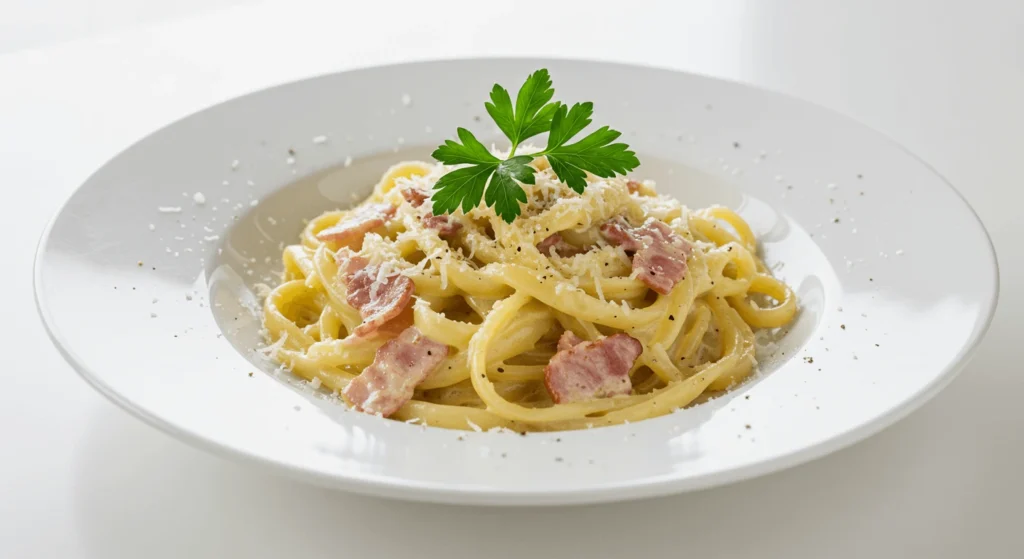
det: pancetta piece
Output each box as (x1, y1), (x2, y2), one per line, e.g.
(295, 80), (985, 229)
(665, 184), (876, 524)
(557, 330), (585, 352)
(600, 218), (692, 295)
(316, 203), (396, 246)
(423, 214), (463, 237)
(544, 332), (642, 404)
(337, 250), (414, 337)
(342, 327), (448, 416)
(401, 187), (430, 208)
(537, 233), (588, 257)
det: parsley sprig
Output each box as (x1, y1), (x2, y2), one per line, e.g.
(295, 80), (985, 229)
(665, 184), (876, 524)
(431, 69), (640, 223)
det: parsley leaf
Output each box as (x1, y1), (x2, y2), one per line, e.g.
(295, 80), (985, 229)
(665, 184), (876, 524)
(432, 162), (497, 214)
(485, 69), (558, 150)
(432, 127), (500, 166)
(544, 101), (639, 193)
(545, 102), (594, 150)
(487, 157), (534, 222)
(431, 69), (640, 223)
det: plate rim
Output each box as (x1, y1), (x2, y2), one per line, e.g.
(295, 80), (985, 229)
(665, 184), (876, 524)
(33, 56), (1001, 505)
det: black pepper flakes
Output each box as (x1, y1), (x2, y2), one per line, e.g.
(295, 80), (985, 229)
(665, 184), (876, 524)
(733, 141), (741, 149)
(804, 356), (814, 364)
(669, 315), (675, 321)
(840, 324), (846, 330)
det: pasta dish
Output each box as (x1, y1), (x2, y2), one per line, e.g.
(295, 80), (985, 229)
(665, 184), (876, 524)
(261, 155), (797, 432)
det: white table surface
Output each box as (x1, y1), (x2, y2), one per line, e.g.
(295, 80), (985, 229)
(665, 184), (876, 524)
(2, 1), (1021, 556)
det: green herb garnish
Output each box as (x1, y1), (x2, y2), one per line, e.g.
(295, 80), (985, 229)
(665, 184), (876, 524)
(431, 69), (640, 223)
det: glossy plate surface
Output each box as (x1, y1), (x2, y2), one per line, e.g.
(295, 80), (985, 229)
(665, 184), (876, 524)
(35, 59), (998, 505)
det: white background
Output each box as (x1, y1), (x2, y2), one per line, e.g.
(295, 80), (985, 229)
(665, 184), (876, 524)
(1, 0), (1021, 556)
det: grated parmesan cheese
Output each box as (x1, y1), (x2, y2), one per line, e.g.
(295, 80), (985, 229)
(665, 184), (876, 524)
(259, 332), (289, 358)
(439, 253), (449, 290)
(253, 283), (273, 300)
(369, 259), (400, 301)
(591, 261), (605, 302)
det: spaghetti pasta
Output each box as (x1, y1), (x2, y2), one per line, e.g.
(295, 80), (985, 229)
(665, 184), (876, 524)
(262, 155), (797, 431)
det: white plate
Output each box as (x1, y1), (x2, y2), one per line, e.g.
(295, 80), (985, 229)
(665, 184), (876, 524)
(34, 59), (998, 505)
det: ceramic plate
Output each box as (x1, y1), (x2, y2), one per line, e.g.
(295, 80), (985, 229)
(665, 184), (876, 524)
(34, 59), (998, 505)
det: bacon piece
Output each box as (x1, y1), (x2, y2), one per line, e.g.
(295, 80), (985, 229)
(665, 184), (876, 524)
(599, 219), (643, 251)
(401, 186), (430, 208)
(632, 226), (692, 294)
(423, 214), (463, 237)
(343, 327), (448, 417)
(626, 179), (643, 194)
(600, 218), (692, 295)
(557, 330), (585, 352)
(337, 250), (414, 337)
(544, 333), (642, 404)
(367, 305), (415, 338)
(537, 233), (587, 257)
(316, 203), (396, 247)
